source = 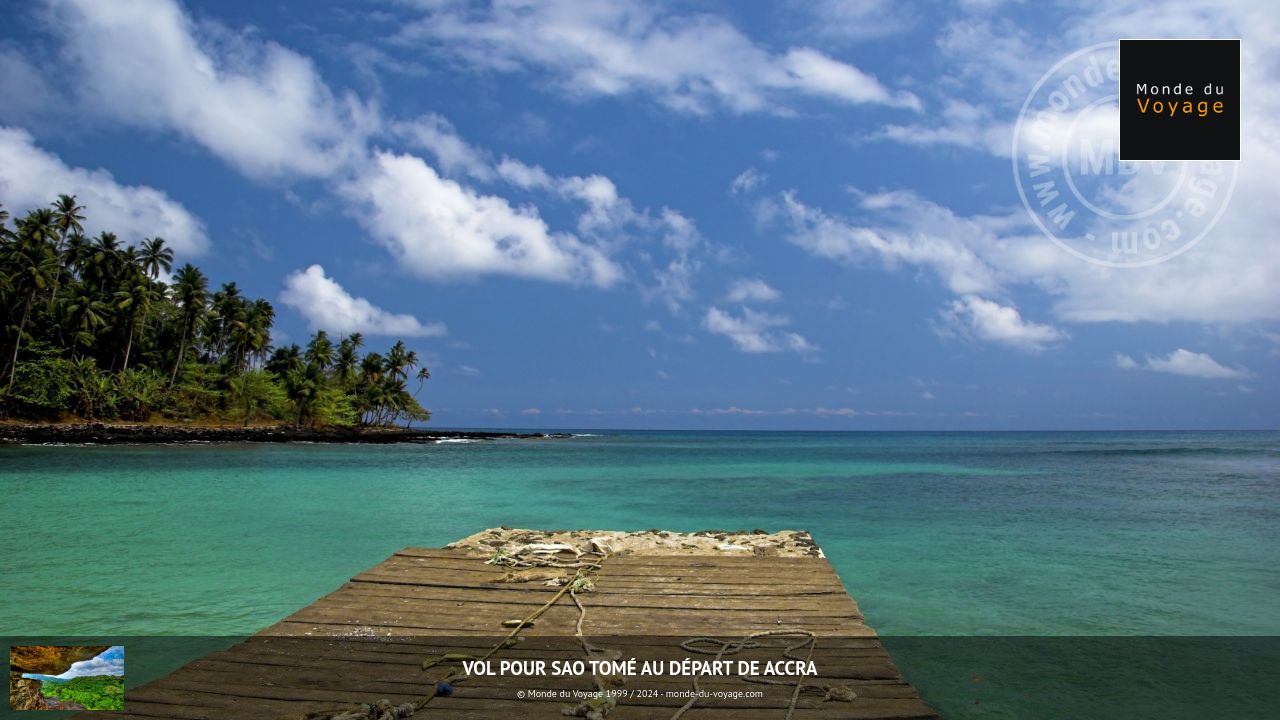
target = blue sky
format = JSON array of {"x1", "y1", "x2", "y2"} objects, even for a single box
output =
[
  {"x1": 22, "y1": 646, "x2": 124, "y2": 679},
  {"x1": 0, "y1": 0, "x2": 1275, "y2": 430}
]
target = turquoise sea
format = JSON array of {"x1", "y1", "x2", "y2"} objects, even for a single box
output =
[{"x1": 2, "y1": 431, "x2": 1277, "y2": 718}]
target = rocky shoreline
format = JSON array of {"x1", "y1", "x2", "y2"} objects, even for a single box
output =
[{"x1": 0, "y1": 422, "x2": 571, "y2": 445}]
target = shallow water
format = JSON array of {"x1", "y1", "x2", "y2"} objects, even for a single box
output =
[{"x1": 2, "y1": 430, "x2": 1277, "y2": 717}]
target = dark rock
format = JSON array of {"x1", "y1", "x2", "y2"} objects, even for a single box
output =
[
  {"x1": 0, "y1": 423, "x2": 564, "y2": 446},
  {"x1": 10, "y1": 645, "x2": 109, "y2": 675},
  {"x1": 9, "y1": 674, "x2": 46, "y2": 711}
]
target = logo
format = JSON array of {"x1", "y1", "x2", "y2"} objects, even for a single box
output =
[{"x1": 1013, "y1": 41, "x2": 1238, "y2": 267}]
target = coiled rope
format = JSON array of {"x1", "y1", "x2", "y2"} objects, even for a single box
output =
[{"x1": 291, "y1": 547, "x2": 609, "y2": 720}]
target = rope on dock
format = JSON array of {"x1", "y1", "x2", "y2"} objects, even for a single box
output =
[
  {"x1": 289, "y1": 547, "x2": 610, "y2": 720},
  {"x1": 669, "y1": 630, "x2": 857, "y2": 720}
]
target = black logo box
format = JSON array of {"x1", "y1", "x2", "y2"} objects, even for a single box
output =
[{"x1": 1120, "y1": 39, "x2": 1240, "y2": 161}]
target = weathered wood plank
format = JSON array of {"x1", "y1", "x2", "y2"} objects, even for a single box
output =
[{"x1": 76, "y1": 543, "x2": 936, "y2": 719}]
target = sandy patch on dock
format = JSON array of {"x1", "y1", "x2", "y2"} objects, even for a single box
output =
[{"x1": 446, "y1": 527, "x2": 824, "y2": 558}]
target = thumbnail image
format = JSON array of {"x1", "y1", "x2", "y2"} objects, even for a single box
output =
[{"x1": 9, "y1": 646, "x2": 124, "y2": 711}]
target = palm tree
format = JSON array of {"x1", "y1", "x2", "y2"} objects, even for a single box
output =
[
  {"x1": 114, "y1": 269, "x2": 157, "y2": 371},
  {"x1": 49, "y1": 195, "x2": 85, "y2": 297},
  {"x1": 138, "y1": 237, "x2": 174, "y2": 280},
  {"x1": 266, "y1": 343, "x2": 303, "y2": 377},
  {"x1": 244, "y1": 299, "x2": 274, "y2": 370},
  {"x1": 414, "y1": 366, "x2": 430, "y2": 397},
  {"x1": 169, "y1": 263, "x2": 208, "y2": 386},
  {"x1": 51, "y1": 195, "x2": 85, "y2": 248},
  {"x1": 208, "y1": 282, "x2": 242, "y2": 363},
  {"x1": 4, "y1": 210, "x2": 59, "y2": 389},
  {"x1": 333, "y1": 335, "x2": 361, "y2": 387},
  {"x1": 304, "y1": 330, "x2": 334, "y2": 372},
  {"x1": 83, "y1": 231, "x2": 122, "y2": 293},
  {"x1": 283, "y1": 366, "x2": 319, "y2": 428},
  {"x1": 61, "y1": 287, "x2": 109, "y2": 359},
  {"x1": 385, "y1": 340, "x2": 418, "y2": 382},
  {"x1": 63, "y1": 233, "x2": 92, "y2": 277}
]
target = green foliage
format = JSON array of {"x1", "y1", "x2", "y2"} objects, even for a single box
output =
[
  {"x1": 166, "y1": 362, "x2": 223, "y2": 420},
  {"x1": 39, "y1": 675, "x2": 125, "y2": 711},
  {"x1": 68, "y1": 356, "x2": 115, "y2": 420},
  {"x1": 5, "y1": 344, "x2": 74, "y2": 418},
  {"x1": 311, "y1": 382, "x2": 358, "y2": 428},
  {"x1": 114, "y1": 368, "x2": 165, "y2": 421},
  {"x1": 228, "y1": 369, "x2": 289, "y2": 425},
  {"x1": 0, "y1": 194, "x2": 433, "y2": 427}
]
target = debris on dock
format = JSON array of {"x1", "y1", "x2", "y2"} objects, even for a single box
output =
[{"x1": 76, "y1": 529, "x2": 938, "y2": 719}]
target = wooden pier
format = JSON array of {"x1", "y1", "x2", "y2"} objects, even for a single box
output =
[{"x1": 81, "y1": 531, "x2": 938, "y2": 719}]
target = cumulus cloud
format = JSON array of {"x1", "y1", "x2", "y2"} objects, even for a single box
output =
[
  {"x1": 1118, "y1": 348, "x2": 1255, "y2": 380},
  {"x1": 779, "y1": 190, "x2": 1000, "y2": 296},
  {"x1": 821, "y1": 0, "x2": 1280, "y2": 334},
  {"x1": 0, "y1": 127, "x2": 207, "y2": 255},
  {"x1": 776, "y1": 182, "x2": 1280, "y2": 327},
  {"x1": 393, "y1": 113, "x2": 494, "y2": 181},
  {"x1": 493, "y1": 156, "x2": 712, "y2": 309},
  {"x1": 725, "y1": 278, "x2": 781, "y2": 303},
  {"x1": 46, "y1": 0, "x2": 374, "y2": 180},
  {"x1": 341, "y1": 151, "x2": 623, "y2": 286},
  {"x1": 730, "y1": 168, "x2": 766, "y2": 195},
  {"x1": 703, "y1": 306, "x2": 817, "y2": 356},
  {"x1": 30, "y1": 0, "x2": 709, "y2": 298},
  {"x1": 280, "y1": 264, "x2": 446, "y2": 337},
  {"x1": 939, "y1": 295, "x2": 1067, "y2": 353},
  {"x1": 393, "y1": 0, "x2": 919, "y2": 114},
  {"x1": 58, "y1": 647, "x2": 124, "y2": 679}
]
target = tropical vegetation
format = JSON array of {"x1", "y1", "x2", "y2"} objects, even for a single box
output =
[
  {"x1": 39, "y1": 675, "x2": 125, "y2": 711},
  {"x1": 0, "y1": 194, "x2": 430, "y2": 427}
]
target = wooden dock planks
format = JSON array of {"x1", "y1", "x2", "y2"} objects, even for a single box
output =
[{"x1": 78, "y1": 546, "x2": 939, "y2": 719}]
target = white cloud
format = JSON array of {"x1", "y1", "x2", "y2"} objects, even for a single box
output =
[
  {"x1": 777, "y1": 183, "x2": 1280, "y2": 326},
  {"x1": 47, "y1": 0, "x2": 374, "y2": 180},
  {"x1": 0, "y1": 127, "x2": 207, "y2": 255},
  {"x1": 780, "y1": 190, "x2": 1000, "y2": 296},
  {"x1": 395, "y1": 0, "x2": 919, "y2": 115},
  {"x1": 831, "y1": 0, "x2": 1280, "y2": 332},
  {"x1": 341, "y1": 150, "x2": 622, "y2": 286},
  {"x1": 521, "y1": 407, "x2": 542, "y2": 415},
  {"x1": 58, "y1": 648, "x2": 124, "y2": 679},
  {"x1": 1114, "y1": 353, "x2": 1139, "y2": 370},
  {"x1": 703, "y1": 306, "x2": 818, "y2": 356},
  {"x1": 36, "y1": 0, "x2": 710, "y2": 302},
  {"x1": 730, "y1": 168, "x2": 766, "y2": 194},
  {"x1": 279, "y1": 264, "x2": 446, "y2": 337},
  {"x1": 394, "y1": 113, "x2": 493, "y2": 180},
  {"x1": 725, "y1": 278, "x2": 781, "y2": 303},
  {"x1": 1119, "y1": 348, "x2": 1255, "y2": 380},
  {"x1": 700, "y1": 406, "x2": 770, "y2": 416},
  {"x1": 456, "y1": 364, "x2": 481, "y2": 377},
  {"x1": 939, "y1": 295, "x2": 1067, "y2": 353}
]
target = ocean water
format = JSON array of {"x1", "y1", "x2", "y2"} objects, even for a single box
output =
[{"x1": 2, "y1": 431, "x2": 1277, "y2": 717}]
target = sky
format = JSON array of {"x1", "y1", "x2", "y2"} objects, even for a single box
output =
[{"x1": 0, "y1": 0, "x2": 1275, "y2": 430}]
